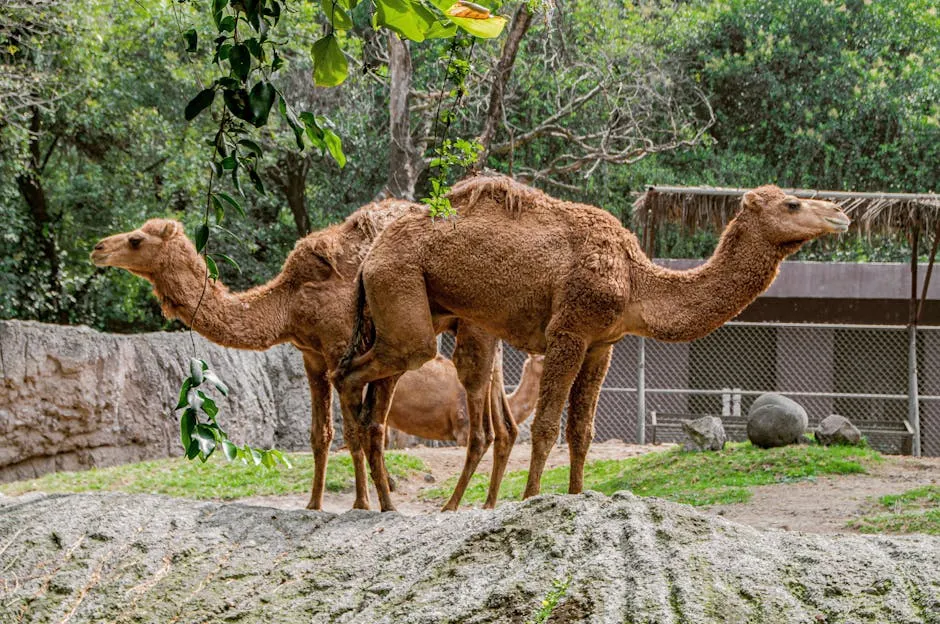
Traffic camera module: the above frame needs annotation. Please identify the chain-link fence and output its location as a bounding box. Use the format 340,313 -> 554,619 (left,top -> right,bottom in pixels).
442,323 -> 940,456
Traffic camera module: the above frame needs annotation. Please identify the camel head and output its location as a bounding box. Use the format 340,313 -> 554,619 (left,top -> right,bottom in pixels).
90,219 -> 187,278
742,186 -> 850,250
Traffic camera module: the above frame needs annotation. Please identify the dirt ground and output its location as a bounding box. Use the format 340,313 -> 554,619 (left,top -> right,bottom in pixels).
239,441 -> 940,534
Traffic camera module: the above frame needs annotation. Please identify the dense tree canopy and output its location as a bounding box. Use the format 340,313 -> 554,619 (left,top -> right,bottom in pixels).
1,0 -> 937,331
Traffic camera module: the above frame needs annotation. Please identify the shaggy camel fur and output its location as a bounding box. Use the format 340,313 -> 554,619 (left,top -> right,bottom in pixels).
335,176 -> 850,509
388,351 -> 544,446
90,204 -> 520,511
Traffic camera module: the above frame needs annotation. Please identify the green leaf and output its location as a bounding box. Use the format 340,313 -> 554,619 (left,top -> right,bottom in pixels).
268,449 -> 293,468
206,254 -> 219,280
180,409 -> 197,452
237,139 -> 263,156
182,28 -> 198,53
223,88 -> 251,121
195,224 -> 210,253
321,0 -> 354,30
245,37 -> 263,60
219,15 -> 236,32
197,392 -> 219,418
323,129 -> 346,168
189,358 -> 205,385
247,167 -> 265,194
194,424 -> 217,459
229,44 -> 251,81
261,450 -> 277,469
204,371 -> 229,396
211,194 -> 225,224
222,439 -> 238,461
212,0 -> 227,29
248,81 -> 276,127
426,19 -> 458,39
187,388 -> 204,412
220,155 -> 237,170
447,13 -> 508,38
186,438 -> 201,460
215,192 -> 245,217
311,35 -> 348,87
214,253 -> 241,273
279,96 -> 306,149
249,447 -> 263,466
375,0 -> 435,42
176,377 -> 193,409
185,89 -> 216,121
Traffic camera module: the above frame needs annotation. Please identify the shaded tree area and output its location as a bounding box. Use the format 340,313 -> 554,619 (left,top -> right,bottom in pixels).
1,0 -> 937,331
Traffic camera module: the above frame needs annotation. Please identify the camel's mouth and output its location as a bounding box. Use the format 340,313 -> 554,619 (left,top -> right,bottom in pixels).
90,250 -> 111,266
824,216 -> 850,232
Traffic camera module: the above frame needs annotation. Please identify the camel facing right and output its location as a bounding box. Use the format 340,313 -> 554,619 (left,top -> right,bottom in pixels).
335,176 -> 850,510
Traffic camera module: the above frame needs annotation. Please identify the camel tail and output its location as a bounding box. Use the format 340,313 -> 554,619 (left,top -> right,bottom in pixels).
339,272 -> 375,375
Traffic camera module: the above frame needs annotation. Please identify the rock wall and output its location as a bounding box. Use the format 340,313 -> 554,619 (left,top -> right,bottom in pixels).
0,320 -> 313,482
1,491 -> 937,623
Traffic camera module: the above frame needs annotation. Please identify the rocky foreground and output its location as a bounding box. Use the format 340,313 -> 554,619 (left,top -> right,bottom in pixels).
0,492 -> 937,623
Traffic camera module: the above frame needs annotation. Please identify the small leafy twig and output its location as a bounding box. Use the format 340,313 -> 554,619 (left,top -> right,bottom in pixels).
176,357 -> 291,468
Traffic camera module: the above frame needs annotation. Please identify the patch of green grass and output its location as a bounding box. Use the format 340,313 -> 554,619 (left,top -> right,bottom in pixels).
850,485 -> 940,535
0,452 -> 428,500
422,442 -> 882,507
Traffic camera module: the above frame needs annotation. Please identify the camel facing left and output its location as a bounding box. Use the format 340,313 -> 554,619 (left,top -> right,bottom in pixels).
90,205 -> 538,511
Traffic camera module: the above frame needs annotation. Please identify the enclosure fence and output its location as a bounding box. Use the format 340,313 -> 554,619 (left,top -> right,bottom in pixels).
442,322 -> 940,457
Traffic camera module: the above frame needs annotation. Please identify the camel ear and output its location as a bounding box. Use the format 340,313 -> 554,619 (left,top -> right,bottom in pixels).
159,221 -> 181,239
742,190 -> 761,211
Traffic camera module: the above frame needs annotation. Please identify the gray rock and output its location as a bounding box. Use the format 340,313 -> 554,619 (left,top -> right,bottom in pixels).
747,393 -> 808,449
817,414 -> 863,446
1,492 -> 937,623
681,415 -> 727,451
0,320 -> 316,482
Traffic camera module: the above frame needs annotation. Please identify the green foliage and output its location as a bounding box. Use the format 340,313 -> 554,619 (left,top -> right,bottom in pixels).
421,443 -> 882,506
0,452 -> 429,500
175,357 -> 287,467
850,485 -> 940,535
527,576 -> 572,624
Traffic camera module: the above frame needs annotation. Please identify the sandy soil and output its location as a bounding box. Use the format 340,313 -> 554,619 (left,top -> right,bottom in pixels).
238,442 -> 940,534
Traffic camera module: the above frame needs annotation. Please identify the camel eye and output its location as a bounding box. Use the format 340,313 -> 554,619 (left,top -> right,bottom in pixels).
786,201 -> 800,212
129,236 -> 144,249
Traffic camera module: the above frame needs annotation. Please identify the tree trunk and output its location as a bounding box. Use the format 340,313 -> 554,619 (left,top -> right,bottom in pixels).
285,157 -> 311,237
382,32 -> 419,200
474,3 -> 535,171
15,106 -> 63,322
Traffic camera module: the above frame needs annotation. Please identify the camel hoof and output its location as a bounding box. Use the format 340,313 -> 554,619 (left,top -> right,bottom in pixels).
440,503 -> 458,513
352,500 -> 371,511
305,501 -> 321,511
380,505 -> 398,513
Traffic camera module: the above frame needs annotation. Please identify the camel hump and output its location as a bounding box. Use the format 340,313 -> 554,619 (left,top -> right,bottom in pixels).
348,199 -> 423,241
447,174 -> 554,218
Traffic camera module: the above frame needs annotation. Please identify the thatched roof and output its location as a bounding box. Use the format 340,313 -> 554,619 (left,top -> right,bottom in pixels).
632,186 -> 940,236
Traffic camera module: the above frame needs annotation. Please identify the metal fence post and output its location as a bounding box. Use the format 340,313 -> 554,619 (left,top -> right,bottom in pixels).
909,324 -> 922,456
637,337 -> 646,444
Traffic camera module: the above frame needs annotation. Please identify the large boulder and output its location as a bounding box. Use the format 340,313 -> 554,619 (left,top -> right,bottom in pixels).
1,492 -> 937,623
816,414 -> 863,446
746,393 -> 809,449
681,415 -> 727,451
0,320 -> 315,482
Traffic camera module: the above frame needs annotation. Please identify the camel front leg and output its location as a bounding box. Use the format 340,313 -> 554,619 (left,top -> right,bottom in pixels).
484,342 -> 518,509
523,330 -> 587,499
565,344 -> 613,494
302,353 -> 334,511
442,328 -> 497,512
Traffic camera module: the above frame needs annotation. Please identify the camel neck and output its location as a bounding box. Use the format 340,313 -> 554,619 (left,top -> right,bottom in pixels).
632,213 -> 789,342
151,243 -> 293,350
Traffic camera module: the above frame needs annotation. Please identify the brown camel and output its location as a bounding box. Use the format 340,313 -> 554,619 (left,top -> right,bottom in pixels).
387,351 -> 544,446
90,203 -> 522,511
335,176 -> 850,510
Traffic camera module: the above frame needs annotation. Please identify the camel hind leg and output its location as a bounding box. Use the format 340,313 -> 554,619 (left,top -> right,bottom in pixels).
523,330 -> 588,499
565,344 -> 613,494
442,326 -> 498,512
484,345 -> 518,509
